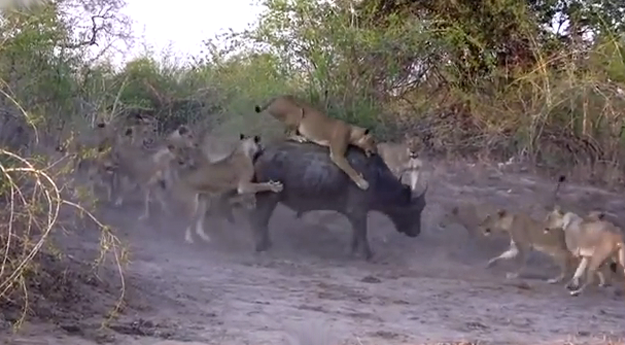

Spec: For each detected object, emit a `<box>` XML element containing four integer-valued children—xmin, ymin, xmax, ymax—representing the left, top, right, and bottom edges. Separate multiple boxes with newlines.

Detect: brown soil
<box><xmin>3</xmin><ymin>162</ymin><xmax>625</xmax><ymax>345</ymax></box>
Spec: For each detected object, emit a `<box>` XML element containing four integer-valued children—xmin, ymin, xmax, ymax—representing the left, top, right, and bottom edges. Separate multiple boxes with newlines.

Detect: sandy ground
<box><xmin>3</xmin><ymin>162</ymin><xmax>625</xmax><ymax>345</ymax></box>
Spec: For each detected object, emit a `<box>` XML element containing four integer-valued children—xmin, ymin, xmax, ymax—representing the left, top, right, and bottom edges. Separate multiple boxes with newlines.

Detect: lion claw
<box><xmin>269</xmin><ymin>180</ymin><xmax>283</xmax><ymax>193</ymax></box>
<box><xmin>356</xmin><ymin>177</ymin><xmax>369</xmax><ymax>190</ymax></box>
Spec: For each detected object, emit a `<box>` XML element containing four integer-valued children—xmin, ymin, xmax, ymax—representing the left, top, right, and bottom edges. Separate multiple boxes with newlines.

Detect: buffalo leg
<box><xmin>347</xmin><ymin>212</ymin><xmax>372</xmax><ymax>260</ymax></box>
<box><xmin>249</xmin><ymin>196</ymin><xmax>278</xmax><ymax>252</ymax></box>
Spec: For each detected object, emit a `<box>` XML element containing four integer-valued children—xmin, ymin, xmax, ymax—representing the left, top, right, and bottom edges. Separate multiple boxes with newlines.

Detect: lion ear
<box><xmin>239</xmin><ymin>133</ymin><xmax>245</xmax><ymax>140</ymax></box>
<box><xmin>254</xmin><ymin>135</ymin><xmax>261</xmax><ymax>143</ymax></box>
<box><xmin>451</xmin><ymin>206</ymin><xmax>459</xmax><ymax>215</ymax></box>
<box><xmin>363</xmin><ymin>128</ymin><xmax>370</xmax><ymax>135</ymax></box>
<box><xmin>497</xmin><ymin>209</ymin><xmax>506</xmax><ymax>218</ymax></box>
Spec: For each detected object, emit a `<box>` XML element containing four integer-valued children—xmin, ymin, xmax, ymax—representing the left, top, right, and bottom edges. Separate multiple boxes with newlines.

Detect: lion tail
<box><xmin>254</xmin><ymin>97</ymin><xmax>277</xmax><ymax>114</ymax></box>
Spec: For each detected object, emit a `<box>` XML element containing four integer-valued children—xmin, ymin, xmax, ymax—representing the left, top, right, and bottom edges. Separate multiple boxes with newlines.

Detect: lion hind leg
<box><xmin>194</xmin><ymin>195</ymin><xmax>211</xmax><ymax>243</ymax></box>
<box><xmin>184</xmin><ymin>193</ymin><xmax>200</xmax><ymax>244</ymax></box>
<box><xmin>138</xmin><ymin>186</ymin><xmax>151</xmax><ymax>221</ymax></box>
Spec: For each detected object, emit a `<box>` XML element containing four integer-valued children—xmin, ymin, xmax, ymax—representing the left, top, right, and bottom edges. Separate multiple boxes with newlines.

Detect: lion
<box><xmin>108</xmin><ymin>124</ymin><xmax>196</xmax><ymax>220</ymax></box>
<box><xmin>254</xmin><ymin>94</ymin><xmax>376</xmax><ymax>190</ymax></box>
<box><xmin>167</xmin><ymin>133</ymin><xmax>284</xmax><ymax>244</ymax></box>
<box><xmin>543</xmin><ymin>206</ymin><xmax>625</xmax><ymax>296</ymax></box>
<box><xmin>477</xmin><ymin>208</ymin><xmax>575</xmax><ymax>283</ymax></box>
<box><xmin>438</xmin><ymin>200</ymin><xmax>499</xmax><ymax>239</ymax></box>
<box><xmin>377</xmin><ymin>133</ymin><xmax>423</xmax><ymax>190</ymax></box>
<box><xmin>479</xmin><ymin>208</ymin><xmax>616</xmax><ymax>286</ymax></box>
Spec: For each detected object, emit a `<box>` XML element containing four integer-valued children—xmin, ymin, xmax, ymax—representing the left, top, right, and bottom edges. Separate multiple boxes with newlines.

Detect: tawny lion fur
<box><xmin>167</xmin><ymin>134</ymin><xmax>284</xmax><ymax>244</ymax></box>
<box><xmin>438</xmin><ymin>200</ymin><xmax>499</xmax><ymax>239</ymax></box>
<box><xmin>254</xmin><ymin>94</ymin><xmax>377</xmax><ymax>191</ymax></box>
<box><xmin>376</xmin><ymin>133</ymin><xmax>423</xmax><ymax>190</ymax></box>
<box><xmin>108</xmin><ymin>124</ymin><xmax>197</xmax><ymax>220</ymax></box>
<box><xmin>478</xmin><ymin>208</ymin><xmax>578</xmax><ymax>283</ymax></box>
<box><xmin>544</xmin><ymin>206</ymin><xmax>625</xmax><ymax>296</ymax></box>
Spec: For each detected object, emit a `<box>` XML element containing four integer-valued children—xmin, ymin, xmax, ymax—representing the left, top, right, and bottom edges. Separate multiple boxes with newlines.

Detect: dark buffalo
<box><xmin>248</xmin><ymin>140</ymin><xmax>428</xmax><ymax>260</ymax></box>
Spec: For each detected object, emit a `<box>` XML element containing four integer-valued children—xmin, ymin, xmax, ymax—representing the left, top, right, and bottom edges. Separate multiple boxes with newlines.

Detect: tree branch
<box><xmin>60</xmin><ymin>16</ymin><xmax>103</xmax><ymax>49</ymax></box>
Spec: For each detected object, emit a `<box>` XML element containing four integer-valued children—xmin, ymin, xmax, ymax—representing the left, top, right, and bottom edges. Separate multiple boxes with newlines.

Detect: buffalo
<box><xmin>248</xmin><ymin>140</ymin><xmax>428</xmax><ymax>260</ymax></box>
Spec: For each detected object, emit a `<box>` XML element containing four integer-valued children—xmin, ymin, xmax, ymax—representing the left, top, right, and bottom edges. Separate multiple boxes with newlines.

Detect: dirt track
<box><xmin>4</xmin><ymin>162</ymin><xmax>625</xmax><ymax>345</ymax></box>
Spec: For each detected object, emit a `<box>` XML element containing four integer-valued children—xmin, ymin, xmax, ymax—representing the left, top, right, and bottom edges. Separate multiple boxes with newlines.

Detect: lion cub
<box><xmin>377</xmin><ymin>134</ymin><xmax>423</xmax><ymax>190</ymax></box>
<box><xmin>544</xmin><ymin>206</ymin><xmax>625</xmax><ymax>296</ymax></box>
<box><xmin>478</xmin><ymin>209</ymin><xmax>575</xmax><ymax>283</ymax></box>
<box><xmin>255</xmin><ymin>95</ymin><xmax>376</xmax><ymax>190</ymax></box>
<box><xmin>169</xmin><ymin>134</ymin><xmax>283</xmax><ymax>244</ymax></box>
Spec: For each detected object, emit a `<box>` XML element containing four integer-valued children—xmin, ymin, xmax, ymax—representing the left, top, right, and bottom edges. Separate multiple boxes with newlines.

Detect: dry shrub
<box><xmin>0</xmin><ymin>148</ymin><xmax>127</xmax><ymax>330</ymax></box>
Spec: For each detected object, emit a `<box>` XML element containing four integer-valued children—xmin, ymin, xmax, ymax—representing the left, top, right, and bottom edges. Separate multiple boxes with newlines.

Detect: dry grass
<box><xmin>0</xmin><ymin>147</ymin><xmax>127</xmax><ymax>330</ymax></box>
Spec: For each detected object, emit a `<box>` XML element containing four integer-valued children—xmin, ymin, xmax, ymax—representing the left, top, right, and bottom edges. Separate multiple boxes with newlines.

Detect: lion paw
<box><xmin>569</xmin><ymin>288</ymin><xmax>582</xmax><ymax>296</ymax></box>
<box><xmin>355</xmin><ymin>177</ymin><xmax>369</xmax><ymax>190</ymax></box>
<box><xmin>269</xmin><ymin>180</ymin><xmax>283</xmax><ymax>193</ymax></box>
<box><xmin>566</xmin><ymin>279</ymin><xmax>580</xmax><ymax>291</ymax></box>
<box><xmin>184</xmin><ymin>233</ymin><xmax>194</xmax><ymax>244</ymax></box>
<box><xmin>547</xmin><ymin>276</ymin><xmax>563</xmax><ymax>284</ymax></box>
<box><xmin>288</xmin><ymin>135</ymin><xmax>308</xmax><ymax>143</ymax></box>
<box><xmin>196</xmin><ymin>229</ymin><xmax>211</xmax><ymax>243</ymax></box>
<box><xmin>505</xmin><ymin>272</ymin><xmax>520</xmax><ymax>279</ymax></box>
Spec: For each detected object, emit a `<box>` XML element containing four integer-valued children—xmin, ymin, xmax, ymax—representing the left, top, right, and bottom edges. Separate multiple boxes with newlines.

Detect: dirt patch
<box><xmin>4</xmin><ymin>162</ymin><xmax>625</xmax><ymax>345</ymax></box>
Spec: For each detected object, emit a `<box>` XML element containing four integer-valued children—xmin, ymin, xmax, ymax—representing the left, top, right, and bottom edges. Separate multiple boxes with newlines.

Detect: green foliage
<box><xmin>2</xmin><ymin>0</ymin><xmax>625</xmax><ymax>171</ymax></box>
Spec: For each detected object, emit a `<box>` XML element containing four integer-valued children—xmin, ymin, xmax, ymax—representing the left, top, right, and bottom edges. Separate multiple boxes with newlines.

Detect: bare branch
<box><xmin>60</xmin><ymin>15</ymin><xmax>103</xmax><ymax>49</ymax></box>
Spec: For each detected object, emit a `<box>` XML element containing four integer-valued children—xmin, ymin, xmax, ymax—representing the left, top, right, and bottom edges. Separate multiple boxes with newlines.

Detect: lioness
<box><xmin>168</xmin><ymin>134</ymin><xmax>284</xmax><ymax>244</ymax></box>
<box><xmin>254</xmin><ymin>95</ymin><xmax>376</xmax><ymax>190</ymax></box>
<box><xmin>544</xmin><ymin>206</ymin><xmax>625</xmax><ymax>296</ymax></box>
<box><xmin>478</xmin><ymin>209</ymin><xmax>575</xmax><ymax>283</ymax></box>
<box><xmin>479</xmin><ymin>208</ymin><xmax>614</xmax><ymax>286</ymax></box>
<box><xmin>438</xmin><ymin>200</ymin><xmax>499</xmax><ymax>238</ymax></box>
<box><xmin>377</xmin><ymin>133</ymin><xmax>423</xmax><ymax>190</ymax></box>
<box><xmin>110</xmin><ymin>124</ymin><xmax>196</xmax><ymax>220</ymax></box>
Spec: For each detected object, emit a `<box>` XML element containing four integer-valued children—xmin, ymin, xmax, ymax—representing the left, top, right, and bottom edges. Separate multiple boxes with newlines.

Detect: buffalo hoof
<box><xmin>344</xmin><ymin>246</ymin><xmax>373</xmax><ymax>261</ymax></box>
